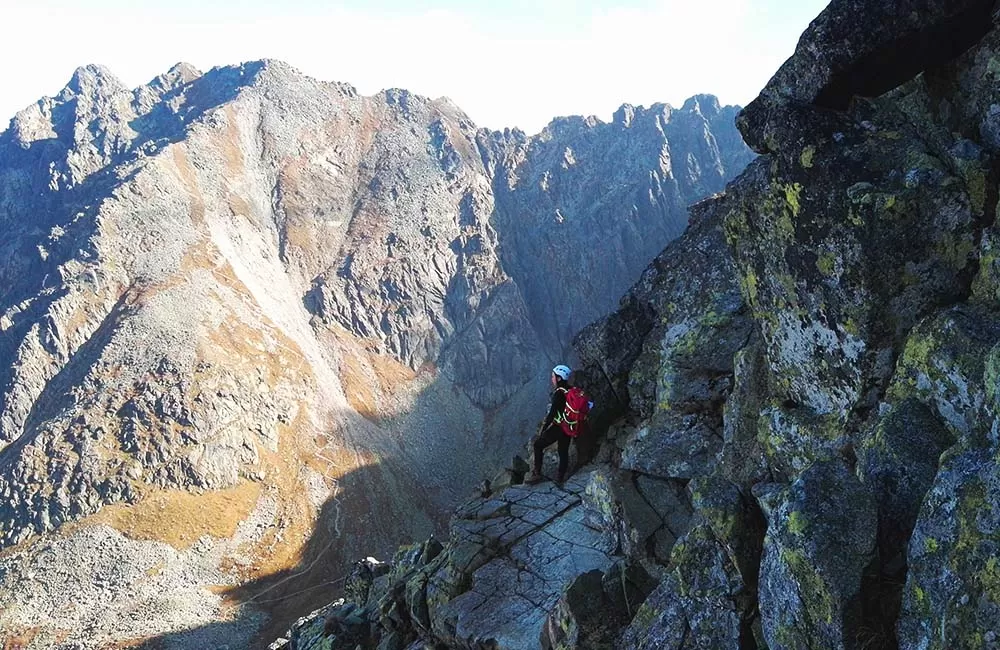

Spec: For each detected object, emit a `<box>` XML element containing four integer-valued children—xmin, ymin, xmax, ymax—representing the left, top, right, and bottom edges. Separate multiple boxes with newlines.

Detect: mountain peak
<box><xmin>681</xmin><ymin>94</ymin><xmax>721</xmax><ymax>116</ymax></box>
<box><xmin>165</xmin><ymin>61</ymin><xmax>201</xmax><ymax>83</ymax></box>
<box><xmin>64</xmin><ymin>64</ymin><xmax>126</xmax><ymax>97</ymax></box>
<box><xmin>613</xmin><ymin>103</ymin><xmax>637</xmax><ymax>127</ymax></box>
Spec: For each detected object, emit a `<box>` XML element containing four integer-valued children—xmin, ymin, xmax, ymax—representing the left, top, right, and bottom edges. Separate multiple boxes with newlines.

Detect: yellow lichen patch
<box><xmin>88</xmin><ymin>481</ymin><xmax>264</xmax><ymax>550</ymax></box>
<box><xmin>981</xmin><ymin>557</ymin><xmax>1000</xmax><ymax>603</ymax></box>
<box><xmin>800</xmin><ymin>146</ymin><xmax>816</xmax><ymax>169</ymax></box>
<box><xmin>782</xmin><ymin>183</ymin><xmax>804</xmax><ymax>218</ymax></box>
<box><xmin>787</xmin><ymin>510</ymin><xmax>807</xmax><ymax>536</ymax></box>
<box><xmin>739</xmin><ymin>267</ymin><xmax>759</xmax><ymax>304</ymax></box>
<box><xmin>816</xmin><ymin>251</ymin><xmax>838</xmax><ymax>277</ymax></box>
<box><xmin>934</xmin><ymin>233</ymin><xmax>976</xmax><ymax>272</ymax></box>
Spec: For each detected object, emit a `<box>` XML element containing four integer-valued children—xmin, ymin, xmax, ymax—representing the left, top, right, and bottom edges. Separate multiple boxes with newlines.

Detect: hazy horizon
<box><xmin>1</xmin><ymin>0</ymin><xmax>829</xmax><ymax>134</ymax></box>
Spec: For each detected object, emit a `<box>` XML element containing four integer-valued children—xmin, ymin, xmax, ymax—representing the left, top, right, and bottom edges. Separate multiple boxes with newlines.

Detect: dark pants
<box><xmin>575</xmin><ymin>421</ymin><xmax>595</xmax><ymax>466</ymax></box>
<box><xmin>534</xmin><ymin>424</ymin><xmax>571</xmax><ymax>480</ymax></box>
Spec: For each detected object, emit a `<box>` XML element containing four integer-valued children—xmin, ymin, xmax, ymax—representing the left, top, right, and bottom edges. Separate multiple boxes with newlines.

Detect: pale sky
<box><xmin>0</xmin><ymin>0</ymin><xmax>828</xmax><ymax>135</ymax></box>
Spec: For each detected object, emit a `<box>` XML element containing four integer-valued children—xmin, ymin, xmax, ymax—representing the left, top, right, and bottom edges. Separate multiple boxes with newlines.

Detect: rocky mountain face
<box><xmin>485</xmin><ymin>96</ymin><xmax>744</xmax><ymax>357</ymax></box>
<box><xmin>0</xmin><ymin>60</ymin><xmax>751</xmax><ymax>648</ymax></box>
<box><xmin>266</xmin><ymin>1</ymin><xmax>1000</xmax><ymax>649</ymax></box>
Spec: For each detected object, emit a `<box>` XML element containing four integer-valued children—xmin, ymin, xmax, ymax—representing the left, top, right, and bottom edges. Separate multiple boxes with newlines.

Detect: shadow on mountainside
<box><xmin>132</xmin><ymin>457</ymin><xmax>440</xmax><ymax>650</ymax></box>
<box><xmin>132</xmin><ymin>356</ymin><xmax>555</xmax><ymax>649</ymax></box>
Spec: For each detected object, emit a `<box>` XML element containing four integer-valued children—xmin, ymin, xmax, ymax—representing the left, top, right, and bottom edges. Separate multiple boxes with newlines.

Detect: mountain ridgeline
<box><xmin>0</xmin><ymin>61</ymin><xmax>752</xmax><ymax>647</ymax></box>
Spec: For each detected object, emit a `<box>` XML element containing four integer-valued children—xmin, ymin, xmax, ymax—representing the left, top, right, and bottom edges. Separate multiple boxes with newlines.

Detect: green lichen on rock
<box><xmin>934</xmin><ymin>229</ymin><xmax>978</xmax><ymax>272</ymax></box>
<box><xmin>756</xmin><ymin>403</ymin><xmax>849</xmax><ymax>476</ymax></box>
<box><xmin>858</xmin><ymin>397</ymin><xmax>953</xmax><ymax>565</ymax></box>
<box><xmin>972</xmin><ymin>229</ymin><xmax>1000</xmax><ymax>302</ymax></box>
<box><xmin>886</xmin><ymin>305</ymin><xmax>1000</xmax><ymax>444</ymax></box>
<box><xmin>741</xmin><ymin>268</ymin><xmax>759</xmax><ymax>304</ymax></box>
<box><xmin>781</xmin><ymin>548</ymin><xmax>836</xmax><ymax>624</ymax></box>
<box><xmin>781</xmin><ymin>182</ymin><xmax>804</xmax><ymax>220</ymax></box>
<box><xmin>952</xmin><ymin>156</ymin><xmax>988</xmax><ymax>217</ymax></box>
<box><xmin>980</xmin><ymin>557</ymin><xmax>1000</xmax><ymax>604</ymax></box>
<box><xmin>619</xmin><ymin>522</ymin><xmax>745</xmax><ymax>649</ymax></box>
<box><xmin>787</xmin><ymin>510</ymin><xmax>807</xmax><ymax>536</ymax></box>
<box><xmin>816</xmin><ymin>250</ymin><xmax>838</xmax><ymax>277</ymax></box>
<box><xmin>757</xmin><ymin>461</ymin><xmax>876</xmax><ymax>650</ymax></box>
<box><xmin>900</xmin><ymin>449</ymin><xmax>1000</xmax><ymax>649</ymax></box>
<box><xmin>800</xmin><ymin>146</ymin><xmax>816</xmax><ymax>169</ymax></box>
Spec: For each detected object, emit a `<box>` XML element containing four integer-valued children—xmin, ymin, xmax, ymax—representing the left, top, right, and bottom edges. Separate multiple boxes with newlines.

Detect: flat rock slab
<box><xmin>442</xmin><ymin>472</ymin><xmax>616</xmax><ymax>649</ymax></box>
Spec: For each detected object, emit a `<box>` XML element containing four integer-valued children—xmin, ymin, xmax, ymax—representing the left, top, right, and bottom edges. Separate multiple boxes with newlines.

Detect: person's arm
<box><xmin>540</xmin><ymin>389</ymin><xmax>567</xmax><ymax>432</ymax></box>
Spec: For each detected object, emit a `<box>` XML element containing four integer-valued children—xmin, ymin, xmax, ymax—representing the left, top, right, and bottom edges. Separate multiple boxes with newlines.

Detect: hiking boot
<box><xmin>525</xmin><ymin>471</ymin><xmax>544</xmax><ymax>485</ymax></box>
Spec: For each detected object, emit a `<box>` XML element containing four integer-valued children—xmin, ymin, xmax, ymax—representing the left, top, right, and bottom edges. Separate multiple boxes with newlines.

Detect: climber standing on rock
<box><xmin>527</xmin><ymin>364</ymin><xmax>590</xmax><ymax>486</ymax></box>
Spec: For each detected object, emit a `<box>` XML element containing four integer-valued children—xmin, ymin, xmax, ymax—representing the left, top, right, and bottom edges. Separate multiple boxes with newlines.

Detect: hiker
<box><xmin>527</xmin><ymin>364</ymin><xmax>590</xmax><ymax>485</ymax></box>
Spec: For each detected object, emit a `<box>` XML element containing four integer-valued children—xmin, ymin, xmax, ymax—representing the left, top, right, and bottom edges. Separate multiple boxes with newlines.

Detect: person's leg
<box><xmin>556</xmin><ymin>432</ymin><xmax>571</xmax><ymax>483</ymax></box>
<box><xmin>532</xmin><ymin>425</ymin><xmax>560</xmax><ymax>475</ymax></box>
<box><xmin>576</xmin><ymin>422</ymin><xmax>594</xmax><ymax>466</ymax></box>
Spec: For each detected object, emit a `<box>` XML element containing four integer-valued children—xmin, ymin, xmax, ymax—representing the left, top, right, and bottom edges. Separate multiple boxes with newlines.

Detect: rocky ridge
<box><xmin>0</xmin><ymin>60</ymin><xmax>751</xmax><ymax>648</ymax></box>
<box><xmin>268</xmin><ymin>1</ymin><xmax>1000</xmax><ymax>649</ymax></box>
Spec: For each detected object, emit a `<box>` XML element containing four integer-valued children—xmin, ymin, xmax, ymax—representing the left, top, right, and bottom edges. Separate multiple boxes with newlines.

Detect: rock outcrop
<box><xmin>0</xmin><ymin>60</ymin><xmax>751</xmax><ymax>647</ymax></box>
<box><xmin>270</xmin><ymin>1</ymin><xmax>1000</xmax><ymax>649</ymax></box>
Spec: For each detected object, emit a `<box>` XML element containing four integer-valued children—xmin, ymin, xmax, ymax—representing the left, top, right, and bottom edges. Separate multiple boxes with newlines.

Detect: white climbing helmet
<box><xmin>552</xmin><ymin>365</ymin><xmax>571</xmax><ymax>381</ymax></box>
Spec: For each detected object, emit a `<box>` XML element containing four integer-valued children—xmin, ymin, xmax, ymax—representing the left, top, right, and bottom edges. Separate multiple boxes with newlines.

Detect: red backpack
<box><xmin>557</xmin><ymin>387</ymin><xmax>591</xmax><ymax>438</ymax></box>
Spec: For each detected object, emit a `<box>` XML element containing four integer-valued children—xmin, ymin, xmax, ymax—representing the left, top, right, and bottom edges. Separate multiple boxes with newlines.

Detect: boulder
<box><xmin>582</xmin><ymin>468</ymin><xmax>689</xmax><ymax>561</ymax></box>
<box><xmin>618</xmin><ymin>523</ymin><xmax>745</xmax><ymax>650</ymax></box>
<box><xmin>618</xmin><ymin>414</ymin><xmax>722</xmax><ymax>481</ymax></box>
<box><xmin>898</xmin><ymin>448</ymin><xmax>1000</xmax><ymax>649</ymax></box>
<box><xmin>858</xmin><ymin>398</ymin><xmax>954</xmax><ymax>563</ymax></box>
<box><xmin>756</xmin><ymin>460</ymin><xmax>877</xmax><ymax>650</ymax></box>
<box><xmin>886</xmin><ymin>305</ymin><xmax>1000</xmax><ymax>447</ymax></box>
<box><xmin>739</xmin><ymin>0</ymin><xmax>999</xmax><ymax>153</ymax></box>
<box><xmin>542</xmin><ymin>569</ymin><xmax>618</xmax><ymax>650</ymax></box>
<box><xmin>576</xmin><ymin>195</ymin><xmax>750</xmax><ymax>424</ymax></box>
<box><xmin>725</xmin><ymin>96</ymin><xmax>982</xmax><ymax>425</ymax></box>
